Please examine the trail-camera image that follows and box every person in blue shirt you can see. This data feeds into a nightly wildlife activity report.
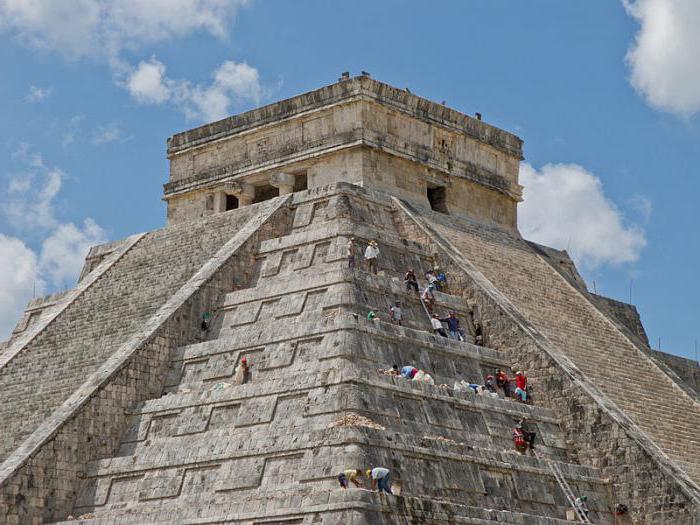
[439,311,465,341]
[400,365,418,379]
[434,266,448,292]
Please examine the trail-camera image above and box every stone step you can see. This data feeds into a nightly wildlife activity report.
[54,486,614,524]
[0,205,262,462]
[415,206,700,484]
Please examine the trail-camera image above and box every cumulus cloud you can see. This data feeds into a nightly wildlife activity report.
[126,57,263,121]
[25,85,51,102]
[3,146,63,230]
[126,57,170,104]
[91,123,125,145]
[519,163,647,268]
[0,234,42,339]
[39,219,106,287]
[1,0,265,121]
[0,147,107,339]
[0,0,247,60]
[623,0,700,116]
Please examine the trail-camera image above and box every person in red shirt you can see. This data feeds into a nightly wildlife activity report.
[495,369,511,398]
[514,370,528,402]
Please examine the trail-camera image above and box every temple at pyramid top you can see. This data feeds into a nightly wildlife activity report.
[164,74,523,227]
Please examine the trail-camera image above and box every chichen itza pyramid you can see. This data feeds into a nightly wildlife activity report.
[1,75,700,524]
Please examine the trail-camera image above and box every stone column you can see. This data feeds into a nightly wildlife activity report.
[238,182,256,206]
[212,191,227,213]
[270,172,296,195]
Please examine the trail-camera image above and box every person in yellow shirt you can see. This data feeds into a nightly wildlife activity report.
[337,469,364,488]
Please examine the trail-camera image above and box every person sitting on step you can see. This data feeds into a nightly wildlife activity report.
[400,365,418,379]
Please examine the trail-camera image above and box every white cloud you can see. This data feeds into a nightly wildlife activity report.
[3,147,63,230]
[0,234,42,339]
[623,0,700,116]
[1,0,265,122]
[25,85,51,102]
[0,0,247,60]
[39,219,106,287]
[519,162,647,268]
[127,57,262,122]
[126,57,170,104]
[91,123,125,145]
[0,147,107,339]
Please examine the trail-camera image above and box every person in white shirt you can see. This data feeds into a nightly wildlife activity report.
[364,240,380,274]
[347,237,356,270]
[367,467,393,494]
[389,300,403,325]
[431,314,447,338]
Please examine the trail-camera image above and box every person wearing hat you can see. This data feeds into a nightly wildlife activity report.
[233,356,251,385]
[389,300,403,326]
[364,240,380,274]
[367,467,393,494]
[484,374,496,394]
[574,495,590,517]
[346,237,356,270]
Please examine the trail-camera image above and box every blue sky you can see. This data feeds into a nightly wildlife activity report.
[1,0,699,360]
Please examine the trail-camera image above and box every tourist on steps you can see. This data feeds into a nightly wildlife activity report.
[514,370,528,402]
[233,357,251,385]
[338,469,364,489]
[389,301,403,326]
[484,375,496,394]
[434,266,448,292]
[347,237,356,270]
[575,495,590,518]
[516,417,536,452]
[439,311,465,341]
[404,269,419,293]
[421,284,436,313]
[496,369,512,398]
[431,314,448,337]
[400,365,418,379]
[367,467,393,494]
[425,269,439,288]
[364,240,380,274]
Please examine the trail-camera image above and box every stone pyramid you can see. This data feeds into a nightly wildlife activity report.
[1,76,699,525]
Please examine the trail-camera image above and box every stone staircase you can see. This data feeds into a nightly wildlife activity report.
[61,187,616,523]
[412,206,700,486]
[0,206,257,463]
